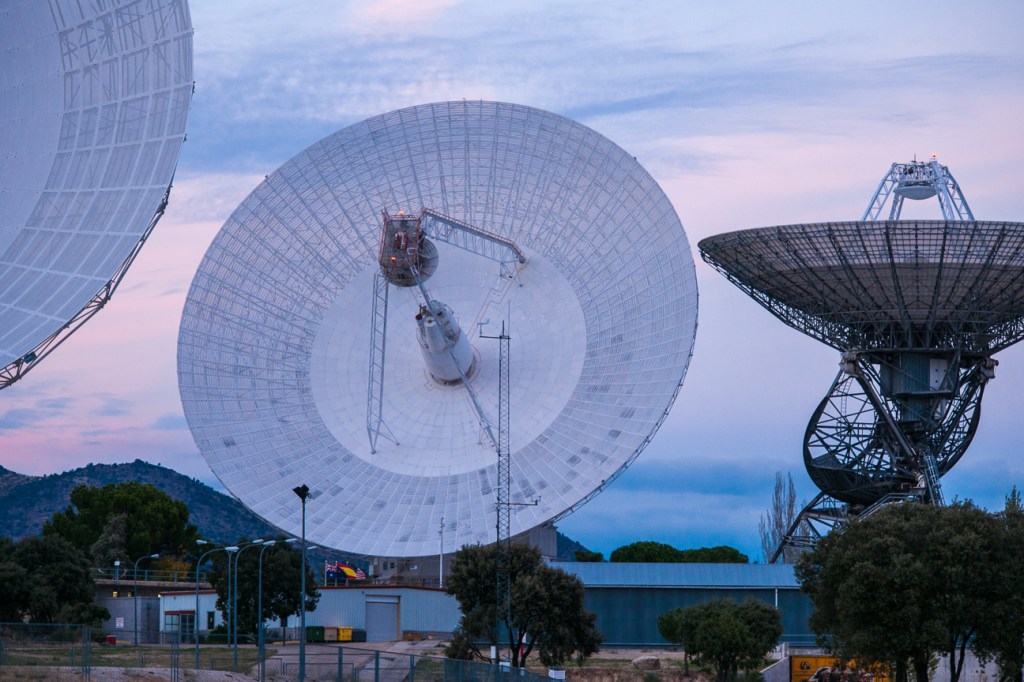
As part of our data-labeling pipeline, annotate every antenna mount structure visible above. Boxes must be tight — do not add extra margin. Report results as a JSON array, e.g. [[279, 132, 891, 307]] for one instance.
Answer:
[[700, 157, 1024, 561]]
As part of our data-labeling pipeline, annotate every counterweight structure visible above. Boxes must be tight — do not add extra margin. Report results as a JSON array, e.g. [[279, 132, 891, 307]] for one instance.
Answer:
[[699, 158, 1024, 559]]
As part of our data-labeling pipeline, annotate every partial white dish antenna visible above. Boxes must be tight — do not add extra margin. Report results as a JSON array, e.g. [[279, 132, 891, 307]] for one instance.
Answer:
[[0, 0, 194, 388]]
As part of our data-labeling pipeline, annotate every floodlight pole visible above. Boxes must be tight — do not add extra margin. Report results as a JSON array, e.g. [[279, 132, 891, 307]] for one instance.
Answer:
[[133, 553, 159, 646], [438, 517, 445, 589], [224, 546, 239, 652], [194, 541, 229, 669], [258, 539, 287, 682], [233, 540, 264, 668], [482, 323, 511, 661], [293, 485, 310, 682]]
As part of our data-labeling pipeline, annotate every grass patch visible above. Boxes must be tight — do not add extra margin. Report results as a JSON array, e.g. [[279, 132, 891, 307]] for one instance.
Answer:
[[0, 643, 268, 672]]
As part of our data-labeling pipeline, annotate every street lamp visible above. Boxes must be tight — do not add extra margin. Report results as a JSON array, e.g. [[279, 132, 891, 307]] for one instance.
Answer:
[[133, 553, 159, 646], [293, 484, 310, 682], [194, 541, 235, 670], [225, 546, 239, 650], [257, 540, 276, 682], [257, 538, 297, 682], [232, 539, 264, 667]]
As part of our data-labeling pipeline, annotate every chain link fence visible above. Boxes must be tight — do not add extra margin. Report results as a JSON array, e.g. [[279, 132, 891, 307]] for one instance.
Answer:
[[0, 624, 554, 682]]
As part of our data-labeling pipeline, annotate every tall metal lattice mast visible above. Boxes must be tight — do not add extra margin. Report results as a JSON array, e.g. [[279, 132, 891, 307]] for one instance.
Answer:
[[699, 157, 1024, 562], [482, 323, 512, 657]]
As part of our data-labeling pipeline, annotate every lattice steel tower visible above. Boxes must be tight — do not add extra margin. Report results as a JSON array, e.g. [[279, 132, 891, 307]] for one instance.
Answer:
[[699, 156, 1024, 560]]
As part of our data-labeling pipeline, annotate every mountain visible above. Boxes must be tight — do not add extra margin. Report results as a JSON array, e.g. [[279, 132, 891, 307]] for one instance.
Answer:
[[0, 459, 279, 544], [0, 459, 596, 564], [556, 530, 595, 561]]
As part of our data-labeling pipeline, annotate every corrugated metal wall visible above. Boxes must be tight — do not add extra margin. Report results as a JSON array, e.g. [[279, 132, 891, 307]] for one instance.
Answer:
[[158, 586, 459, 636], [157, 572, 814, 646], [305, 587, 460, 636], [584, 587, 814, 646]]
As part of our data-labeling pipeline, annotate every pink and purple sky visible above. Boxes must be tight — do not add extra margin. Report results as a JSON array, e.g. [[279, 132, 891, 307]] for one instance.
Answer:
[[2, 0, 1023, 560]]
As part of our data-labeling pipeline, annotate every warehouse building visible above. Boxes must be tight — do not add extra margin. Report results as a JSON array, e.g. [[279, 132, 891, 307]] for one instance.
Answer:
[[558, 562, 814, 646], [157, 563, 813, 646]]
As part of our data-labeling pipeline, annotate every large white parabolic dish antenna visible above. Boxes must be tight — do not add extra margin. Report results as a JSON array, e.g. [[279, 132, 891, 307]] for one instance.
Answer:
[[178, 101, 698, 557], [0, 0, 193, 388]]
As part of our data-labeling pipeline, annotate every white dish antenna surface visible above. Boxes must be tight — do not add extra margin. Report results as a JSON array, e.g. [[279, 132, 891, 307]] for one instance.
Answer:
[[0, 0, 193, 384], [178, 101, 697, 557]]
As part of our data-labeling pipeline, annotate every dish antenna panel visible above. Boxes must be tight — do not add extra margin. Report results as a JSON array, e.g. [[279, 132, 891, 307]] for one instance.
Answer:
[[0, 0, 194, 388]]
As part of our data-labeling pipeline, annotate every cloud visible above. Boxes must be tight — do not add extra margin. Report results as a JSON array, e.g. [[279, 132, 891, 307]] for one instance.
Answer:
[[152, 414, 188, 431], [90, 394, 133, 418], [0, 408, 36, 431]]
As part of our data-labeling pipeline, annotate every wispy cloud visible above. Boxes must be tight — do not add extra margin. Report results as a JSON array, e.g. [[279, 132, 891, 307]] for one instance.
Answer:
[[152, 414, 188, 431]]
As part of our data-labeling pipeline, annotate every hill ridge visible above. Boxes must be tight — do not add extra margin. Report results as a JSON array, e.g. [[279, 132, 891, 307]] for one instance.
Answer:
[[0, 459, 279, 545]]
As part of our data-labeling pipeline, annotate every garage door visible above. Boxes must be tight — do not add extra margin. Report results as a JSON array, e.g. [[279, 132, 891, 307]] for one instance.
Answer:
[[365, 595, 399, 642]]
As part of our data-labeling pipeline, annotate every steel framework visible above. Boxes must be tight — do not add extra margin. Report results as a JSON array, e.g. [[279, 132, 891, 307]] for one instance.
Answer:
[[366, 208, 514, 453], [700, 160, 1024, 561]]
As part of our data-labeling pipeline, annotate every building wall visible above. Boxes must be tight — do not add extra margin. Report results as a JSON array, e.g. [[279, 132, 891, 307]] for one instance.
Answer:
[[155, 568, 813, 646], [158, 586, 460, 637], [305, 586, 460, 635], [583, 587, 814, 646], [97, 596, 160, 643]]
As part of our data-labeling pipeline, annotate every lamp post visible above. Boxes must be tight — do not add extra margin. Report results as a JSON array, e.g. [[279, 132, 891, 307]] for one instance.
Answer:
[[257, 540, 276, 682], [133, 553, 159, 646], [225, 546, 239, 650], [293, 484, 310, 682], [194, 541, 235, 670], [233, 539, 264, 668], [258, 539, 296, 682]]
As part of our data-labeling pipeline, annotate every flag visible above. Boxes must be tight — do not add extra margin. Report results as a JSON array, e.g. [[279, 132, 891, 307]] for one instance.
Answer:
[[326, 561, 366, 581]]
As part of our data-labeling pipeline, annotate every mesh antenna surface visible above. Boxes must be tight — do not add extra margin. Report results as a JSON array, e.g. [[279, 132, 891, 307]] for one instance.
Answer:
[[699, 156, 1024, 560], [0, 0, 193, 388], [178, 101, 698, 557]]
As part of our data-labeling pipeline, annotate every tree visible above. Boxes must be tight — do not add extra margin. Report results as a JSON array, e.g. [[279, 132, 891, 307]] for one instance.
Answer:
[[796, 503, 1000, 682], [660, 599, 781, 682], [610, 540, 681, 562], [657, 606, 697, 673], [11, 535, 109, 624], [89, 513, 129, 567], [758, 471, 807, 563], [446, 543, 602, 667], [0, 559, 31, 621], [609, 541, 748, 563], [974, 488, 1024, 682], [574, 548, 604, 562], [44, 482, 199, 561], [679, 546, 749, 563], [206, 539, 319, 636]]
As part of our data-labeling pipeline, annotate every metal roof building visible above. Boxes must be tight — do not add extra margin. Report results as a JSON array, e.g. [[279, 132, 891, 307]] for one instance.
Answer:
[[558, 562, 814, 647], [153, 562, 813, 647]]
